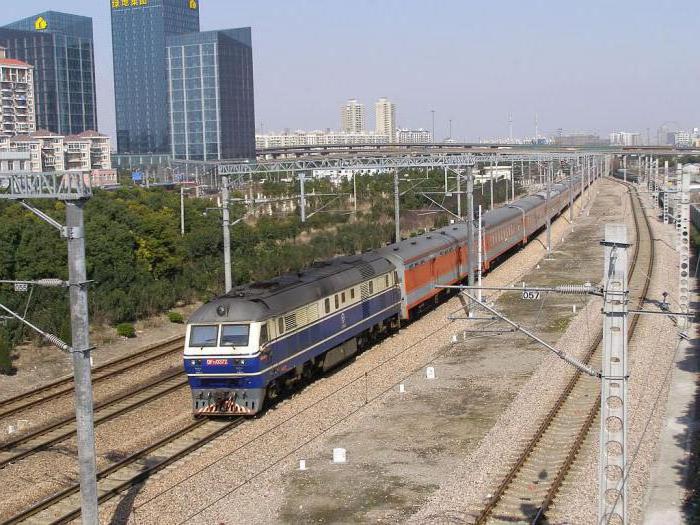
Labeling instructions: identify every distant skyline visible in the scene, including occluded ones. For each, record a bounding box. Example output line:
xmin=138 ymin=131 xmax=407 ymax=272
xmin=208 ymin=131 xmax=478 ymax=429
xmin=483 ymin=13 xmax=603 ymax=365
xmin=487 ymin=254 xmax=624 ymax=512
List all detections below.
xmin=1 ymin=0 xmax=699 ymax=143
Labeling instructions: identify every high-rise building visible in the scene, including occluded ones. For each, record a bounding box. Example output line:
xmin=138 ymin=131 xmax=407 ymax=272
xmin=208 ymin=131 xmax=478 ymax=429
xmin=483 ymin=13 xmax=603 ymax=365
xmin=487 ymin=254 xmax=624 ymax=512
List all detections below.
xmin=375 ymin=97 xmax=396 ymax=142
xmin=0 ymin=47 xmax=35 ymax=136
xmin=111 ymin=0 xmax=200 ymax=154
xmin=609 ymin=131 xmax=640 ymax=146
xmin=0 ymin=11 xmax=97 ymax=135
xmin=340 ymin=99 xmax=365 ymax=133
xmin=166 ymin=28 xmax=255 ymax=160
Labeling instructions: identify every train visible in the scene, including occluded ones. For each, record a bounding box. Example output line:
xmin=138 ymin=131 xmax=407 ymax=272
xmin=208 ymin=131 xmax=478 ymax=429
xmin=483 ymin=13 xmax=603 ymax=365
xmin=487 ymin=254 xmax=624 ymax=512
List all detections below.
xmin=183 ymin=175 xmax=593 ymax=416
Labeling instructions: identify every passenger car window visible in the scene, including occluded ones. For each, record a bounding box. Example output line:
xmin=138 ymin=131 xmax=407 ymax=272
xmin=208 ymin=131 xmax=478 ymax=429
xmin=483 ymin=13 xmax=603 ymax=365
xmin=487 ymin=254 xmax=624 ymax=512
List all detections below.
xmin=385 ymin=275 xmax=389 ymax=287
xmin=278 ymin=317 xmax=285 ymax=334
xmin=189 ymin=325 xmax=218 ymax=347
xmin=334 ymin=295 xmax=339 ymax=309
xmin=220 ymin=324 xmax=250 ymax=346
xmin=325 ymin=298 xmax=330 ymax=314
xmin=341 ymin=292 xmax=346 ymax=303
xmin=369 ymin=281 xmax=374 ymax=294
xmin=350 ymin=288 xmax=355 ymax=299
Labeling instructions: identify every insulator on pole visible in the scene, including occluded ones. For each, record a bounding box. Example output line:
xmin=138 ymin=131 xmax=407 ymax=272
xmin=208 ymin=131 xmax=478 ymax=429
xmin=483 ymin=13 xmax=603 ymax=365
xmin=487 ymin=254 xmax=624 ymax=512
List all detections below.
xmin=36 ymin=278 xmax=68 ymax=288
xmin=555 ymin=284 xmax=598 ymax=295
xmin=43 ymin=333 xmax=70 ymax=352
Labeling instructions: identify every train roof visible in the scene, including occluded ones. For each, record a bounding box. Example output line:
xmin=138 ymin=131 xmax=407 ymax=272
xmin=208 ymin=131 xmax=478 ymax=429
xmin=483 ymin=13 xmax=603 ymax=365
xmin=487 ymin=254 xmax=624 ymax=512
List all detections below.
xmin=189 ymin=252 xmax=395 ymax=323
xmin=376 ymin=223 xmax=467 ymax=263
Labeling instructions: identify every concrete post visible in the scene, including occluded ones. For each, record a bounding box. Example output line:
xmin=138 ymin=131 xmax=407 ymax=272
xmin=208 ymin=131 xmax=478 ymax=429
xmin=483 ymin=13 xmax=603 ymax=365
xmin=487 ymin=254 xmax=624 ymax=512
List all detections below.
xmin=663 ymin=161 xmax=669 ymax=224
xmin=180 ymin=186 xmax=185 ymax=236
xmin=66 ymin=201 xmax=99 ymax=525
xmin=569 ymin=164 xmax=574 ymax=222
xmin=679 ymin=170 xmax=691 ymax=332
xmin=353 ymin=171 xmax=357 ymax=216
xmin=300 ymin=172 xmax=307 ymax=223
xmin=490 ymin=159 xmax=495 ymax=210
xmin=394 ymin=169 xmax=400 ymax=242
xmin=546 ymin=163 xmax=552 ymax=254
xmin=221 ymin=177 xmax=232 ymax=293
xmin=477 ymin=204 xmax=482 ymax=302
xmin=456 ymin=168 xmax=462 ymax=219
xmin=599 ymin=223 xmax=629 ymax=525
xmin=466 ymin=168 xmax=475 ymax=287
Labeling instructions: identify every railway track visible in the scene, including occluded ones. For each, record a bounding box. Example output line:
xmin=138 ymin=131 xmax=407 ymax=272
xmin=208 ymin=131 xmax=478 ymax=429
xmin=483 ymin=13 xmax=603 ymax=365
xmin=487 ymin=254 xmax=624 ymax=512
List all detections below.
xmin=2 ymin=418 xmax=243 ymax=525
xmin=0 ymin=370 xmax=188 ymax=469
xmin=0 ymin=335 xmax=184 ymax=421
xmin=473 ymin=180 xmax=654 ymax=524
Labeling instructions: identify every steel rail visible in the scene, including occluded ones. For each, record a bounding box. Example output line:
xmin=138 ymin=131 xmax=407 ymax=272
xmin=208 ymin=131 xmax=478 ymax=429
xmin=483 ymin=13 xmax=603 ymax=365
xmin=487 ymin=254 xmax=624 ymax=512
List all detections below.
xmin=0 ymin=336 xmax=184 ymax=420
xmin=0 ymin=370 xmax=188 ymax=469
xmin=473 ymin=178 xmax=654 ymax=524
xmin=2 ymin=418 xmax=244 ymax=525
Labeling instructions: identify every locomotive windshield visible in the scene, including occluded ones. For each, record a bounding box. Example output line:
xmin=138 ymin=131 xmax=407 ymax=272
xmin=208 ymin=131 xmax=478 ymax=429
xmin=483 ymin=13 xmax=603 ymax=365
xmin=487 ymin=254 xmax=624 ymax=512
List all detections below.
xmin=189 ymin=325 xmax=218 ymax=347
xmin=220 ymin=324 xmax=250 ymax=346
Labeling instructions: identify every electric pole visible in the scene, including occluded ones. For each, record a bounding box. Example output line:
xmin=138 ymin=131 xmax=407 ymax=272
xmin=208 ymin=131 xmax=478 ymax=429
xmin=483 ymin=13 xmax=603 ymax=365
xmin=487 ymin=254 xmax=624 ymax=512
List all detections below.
xmin=466 ymin=168 xmax=475 ymax=287
xmin=221 ymin=177 xmax=232 ymax=293
xmin=599 ymin=223 xmax=630 ymax=525
xmin=394 ymin=169 xmax=400 ymax=242
xmin=0 ymin=172 xmax=98 ymax=524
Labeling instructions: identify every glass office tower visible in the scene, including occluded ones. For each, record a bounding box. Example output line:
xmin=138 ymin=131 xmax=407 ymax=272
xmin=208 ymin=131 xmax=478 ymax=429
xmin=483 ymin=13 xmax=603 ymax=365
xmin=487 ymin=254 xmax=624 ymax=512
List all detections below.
xmin=0 ymin=11 xmax=97 ymax=135
xmin=166 ymin=28 xmax=255 ymax=161
xmin=111 ymin=0 xmax=200 ymax=154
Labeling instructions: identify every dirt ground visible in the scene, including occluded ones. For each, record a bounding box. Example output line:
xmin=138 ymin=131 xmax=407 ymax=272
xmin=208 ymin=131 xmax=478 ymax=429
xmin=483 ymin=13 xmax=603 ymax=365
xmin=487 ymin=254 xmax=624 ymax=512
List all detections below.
xmin=273 ymin=193 xmax=612 ymax=523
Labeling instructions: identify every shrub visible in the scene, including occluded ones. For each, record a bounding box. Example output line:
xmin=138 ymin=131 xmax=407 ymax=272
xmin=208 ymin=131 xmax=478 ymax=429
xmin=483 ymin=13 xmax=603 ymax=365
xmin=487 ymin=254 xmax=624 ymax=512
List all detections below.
xmin=167 ymin=311 xmax=184 ymax=324
xmin=116 ymin=323 xmax=136 ymax=338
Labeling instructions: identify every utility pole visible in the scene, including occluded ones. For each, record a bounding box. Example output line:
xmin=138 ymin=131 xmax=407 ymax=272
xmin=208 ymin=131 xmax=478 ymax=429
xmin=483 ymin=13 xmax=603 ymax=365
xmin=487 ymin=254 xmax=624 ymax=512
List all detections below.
xmin=180 ymin=186 xmax=185 ymax=236
xmin=678 ymin=169 xmax=690 ymax=331
xmin=0 ymin=172 xmax=98 ymax=524
xmin=394 ymin=169 xmax=400 ymax=242
xmin=456 ymin=167 xmax=462 ymax=219
xmin=299 ymin=172 xmax=307 ymax=223
xmin=221 ymin=176 xmax=232 ymax=293
xmin=490 ymin=159 xmax=495 ymax=210
xmin=466 ymin=167 xmax=475 ymax=287
xmin=353 ymin=171 xmax=358 ymax=216
xmin=569 ymin=163 xmax=574 ymax=222
xmin=66 ymin=201 xmax=99 ymax=525
xmin=477 ymin=204 xmax=483 ymax=302
xmin=663 ymin=161 xmax=669 ymax=224
xmin=546 ymin=162 xmax=552 ymax=254
xmin=431 ymin=110 xmax=435 ymax=143
xmin=599 ymin=223 xmax=629 ymax=525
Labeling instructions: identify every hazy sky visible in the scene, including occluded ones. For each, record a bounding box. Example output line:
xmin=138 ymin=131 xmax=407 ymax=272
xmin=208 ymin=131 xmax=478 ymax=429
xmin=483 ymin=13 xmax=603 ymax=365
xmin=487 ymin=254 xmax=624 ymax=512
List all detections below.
xmin=3 ymin=1 xmax=699 ymax=142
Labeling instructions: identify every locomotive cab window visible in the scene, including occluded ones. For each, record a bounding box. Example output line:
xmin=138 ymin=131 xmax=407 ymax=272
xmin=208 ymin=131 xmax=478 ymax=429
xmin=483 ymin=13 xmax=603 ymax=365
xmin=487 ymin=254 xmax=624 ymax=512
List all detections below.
xmin=278 ymin=317 xmax=285 ymax=335
xmin=260 ymin=324 xmax=268 ymax=345
xmin=220 ymin=325 xmax=250 ymax=346
xmin=189 ymin=325 xmax=218 ymax=347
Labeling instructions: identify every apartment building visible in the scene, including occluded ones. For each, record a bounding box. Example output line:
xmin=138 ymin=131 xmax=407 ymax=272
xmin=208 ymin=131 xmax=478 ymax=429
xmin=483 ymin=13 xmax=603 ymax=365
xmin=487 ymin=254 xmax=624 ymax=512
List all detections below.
xmin=340 ymin=99 xmax=365 ymax=133
xmin=375 ymin=98 xmax=396 ymax=142
xmin=0 ymin=47 xmax=35 ymax=137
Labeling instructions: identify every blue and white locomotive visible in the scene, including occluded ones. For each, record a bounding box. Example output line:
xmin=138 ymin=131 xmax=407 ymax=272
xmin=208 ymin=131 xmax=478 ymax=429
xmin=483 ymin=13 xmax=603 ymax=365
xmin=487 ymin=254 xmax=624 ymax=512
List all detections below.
xmin=184 ymin=253 xmax=401 ymax=415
